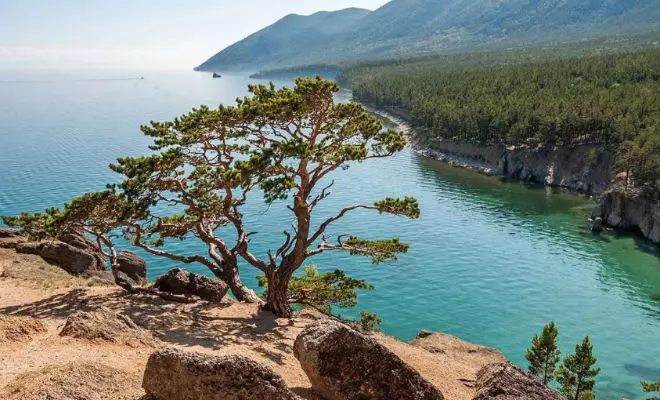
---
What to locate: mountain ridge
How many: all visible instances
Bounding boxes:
[195,7,371,71]
[196,0,660,72]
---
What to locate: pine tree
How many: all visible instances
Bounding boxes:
[2,77,418,318]
[525,321,561,385]
[556,336,600,400]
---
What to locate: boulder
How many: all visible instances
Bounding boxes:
[12,229,108,275]
[37,242,106,274]
[590,217,604,233]
[142,348,301,400]
[153,268,228,303]
[59,229,107,267]
[60,307,155,347]
[114,250,147,287]
[1,228,110,276]
[474,361,564,400]
[294,319,444,400]
[416,330,434,339]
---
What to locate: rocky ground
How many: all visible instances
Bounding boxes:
[0,244,510,399]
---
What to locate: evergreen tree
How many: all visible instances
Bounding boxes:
[556,336,600,400]
[525,321,561,385]
[642,381,660,400]
[2,77,419,318]
[341,48,660,196]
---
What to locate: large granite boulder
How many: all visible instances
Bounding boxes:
[12,229,107,275]
[142,348,301,400]
[37,242,106,274]
[294,319,444,400]
[474,361,564,400]
[114,250,147,288]
[153,268,228,303]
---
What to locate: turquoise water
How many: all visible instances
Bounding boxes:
[1,70,659,398]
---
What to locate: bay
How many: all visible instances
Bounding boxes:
[1,69,659,398]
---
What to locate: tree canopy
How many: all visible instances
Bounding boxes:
[526,321,561,385]
[3,77,420,318]
[556,336,600,400]
[342,49,660,193]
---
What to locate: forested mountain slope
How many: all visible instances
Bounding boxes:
[342,49,660,193]
[196,0,660,71]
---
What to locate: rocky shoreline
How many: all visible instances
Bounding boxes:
[369,106,660,245]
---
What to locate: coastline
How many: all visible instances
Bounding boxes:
[364,106,498,176]
[363,104,612,197]
[365,103,660,246]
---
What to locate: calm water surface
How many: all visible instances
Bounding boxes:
[1,70,659,398]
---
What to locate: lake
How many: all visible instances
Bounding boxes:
[1,69,659,398]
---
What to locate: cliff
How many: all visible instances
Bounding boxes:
[412,135,660,245]
[591,191,660,245]
[412,138,614,197]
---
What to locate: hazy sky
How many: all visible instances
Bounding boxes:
[0,0,389,70]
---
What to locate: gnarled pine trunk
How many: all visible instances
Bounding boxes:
[263,269,293,318]
[222,267,263,304]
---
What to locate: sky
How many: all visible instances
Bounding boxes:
[0,0,389,70]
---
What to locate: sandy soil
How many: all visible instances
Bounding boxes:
[0,247,501,400]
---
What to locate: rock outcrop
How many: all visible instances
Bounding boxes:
[36,241,105,275]
[60,307,155,347]
[114,250,148,289]
[6,229,108,275]
[411,137,613,196]
[474,361,564,400]
[294,319,444,400]
[0,228,26,249]
[0,228,24,239]
[142,348,301,400]
[591,191,660,244]
[497,146,613,195]
[153,268,228,303]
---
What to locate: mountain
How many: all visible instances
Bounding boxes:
[196,0,660,71]
[195,8,370,71]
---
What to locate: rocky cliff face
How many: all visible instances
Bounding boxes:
[591,191,660,245]
[414,138,660,245]
[413,139,614,196]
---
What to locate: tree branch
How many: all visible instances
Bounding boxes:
[307,205,378,246]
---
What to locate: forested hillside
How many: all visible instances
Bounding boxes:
[342,49,660,192]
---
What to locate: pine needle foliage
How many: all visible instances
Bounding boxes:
[556,336,600,400]
[525,321,561,385]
